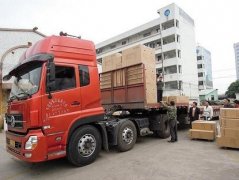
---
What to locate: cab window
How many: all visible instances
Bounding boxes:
[79,65,90,87]
[54,66,76,91]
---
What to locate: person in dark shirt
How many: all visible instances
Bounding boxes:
[223,98,233,108]
[234,100,239,108]
[188,102,201,128]
[156,74,164,102]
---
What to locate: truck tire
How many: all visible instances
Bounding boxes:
[117,120,137,152]
[155,115,170,139]
[67,125,102,166]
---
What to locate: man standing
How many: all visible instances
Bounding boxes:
[161,101,177,142]
[223,98,233,108]
[157,74,164,102]
[202,101,213,120]
[189,102,201,128]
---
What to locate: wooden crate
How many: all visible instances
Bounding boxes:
[100,72,112,89]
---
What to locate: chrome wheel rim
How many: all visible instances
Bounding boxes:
[122,127,133,144]
[78,134,96,157]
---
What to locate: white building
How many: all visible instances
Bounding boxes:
[233,42,239,80]
[196,46,213,90]
[96,3,199,100]
[0,27,46,88]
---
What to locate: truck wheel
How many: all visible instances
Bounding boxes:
[155,116,170,139]
[67,125,102,166]
[117,120,137,152]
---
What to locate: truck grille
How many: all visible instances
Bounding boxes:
[5,114,23,128]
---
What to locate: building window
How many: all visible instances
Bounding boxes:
[178,65,182,73]
[178,50,181,58]
[143,32,151,37]
[177,35,180,43]
[122,41,127,45]
[163,35,175,45]
[164,65,177,74]
[162,19,175,30]
[176,20,179,28]
[197,64,203,69]
[198,72,204,77]
[157,54,162,61]
[164,50,176,59]
[165,81,178,90]
[54,66,76,91]
[79,65,90,87]
[197,56,203,60]
[199,81,204,85]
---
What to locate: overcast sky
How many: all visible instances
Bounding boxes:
[0,0,238,94]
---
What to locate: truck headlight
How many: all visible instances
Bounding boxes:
[25,136,38,150]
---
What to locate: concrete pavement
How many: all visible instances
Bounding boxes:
[0,130,239,180]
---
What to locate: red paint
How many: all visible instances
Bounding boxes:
[6,36,104,162]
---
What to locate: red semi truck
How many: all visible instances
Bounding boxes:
[4,35,188,166]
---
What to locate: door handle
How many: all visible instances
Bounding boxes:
[71,101,80,106]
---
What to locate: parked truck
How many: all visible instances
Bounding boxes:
[4,35,188,166]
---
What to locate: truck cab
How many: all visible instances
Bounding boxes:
[4,36,105,165]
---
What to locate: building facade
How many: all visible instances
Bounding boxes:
[234,42,239,80]
[0,28,45,124]
[96,3,199,100]
[196,46,213,90]
[199,89,218,102]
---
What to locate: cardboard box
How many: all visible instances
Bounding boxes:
[122,45,155,67]
[192,120,216,131]
[221,128,239,138]
[216,135,239,148]
[162,96,168,103]
[168,96,189,104]
[220,108,239,119]
[189,129,215,140]
[102,53,122,72]
[220,118,239,129]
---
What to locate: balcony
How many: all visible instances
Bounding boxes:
[163,73,182,82]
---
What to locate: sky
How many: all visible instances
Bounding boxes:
[0,0,238,94]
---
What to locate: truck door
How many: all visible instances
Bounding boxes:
[42,64,81,137]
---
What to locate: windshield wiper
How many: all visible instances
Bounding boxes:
[17,92,32,99]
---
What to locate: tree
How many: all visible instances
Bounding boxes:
[225,80,239,98]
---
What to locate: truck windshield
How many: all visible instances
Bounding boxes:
[10,63,42,100]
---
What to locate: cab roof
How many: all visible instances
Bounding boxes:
[20,35,97,66]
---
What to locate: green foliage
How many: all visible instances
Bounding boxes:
[225,80,239,98]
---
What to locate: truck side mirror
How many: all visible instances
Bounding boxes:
[46,60,55,99]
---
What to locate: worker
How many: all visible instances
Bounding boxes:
[188,102,201,128]
[156,74,164,102]
[202,101,213,121]
[161,101,177,142]
[223,98,233,108]
[234,100,239,108]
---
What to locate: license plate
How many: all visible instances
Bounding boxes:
[10,140,15,147]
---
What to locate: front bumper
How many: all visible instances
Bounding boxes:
[6,129,47,162]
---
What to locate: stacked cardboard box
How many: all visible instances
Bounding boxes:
[189,120,216,140]
[101,45,157,104]
[162,96,189,104]
[217,108,239,148]
[102,53,122,72]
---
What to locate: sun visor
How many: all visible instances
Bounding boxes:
[3,53,54,81]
